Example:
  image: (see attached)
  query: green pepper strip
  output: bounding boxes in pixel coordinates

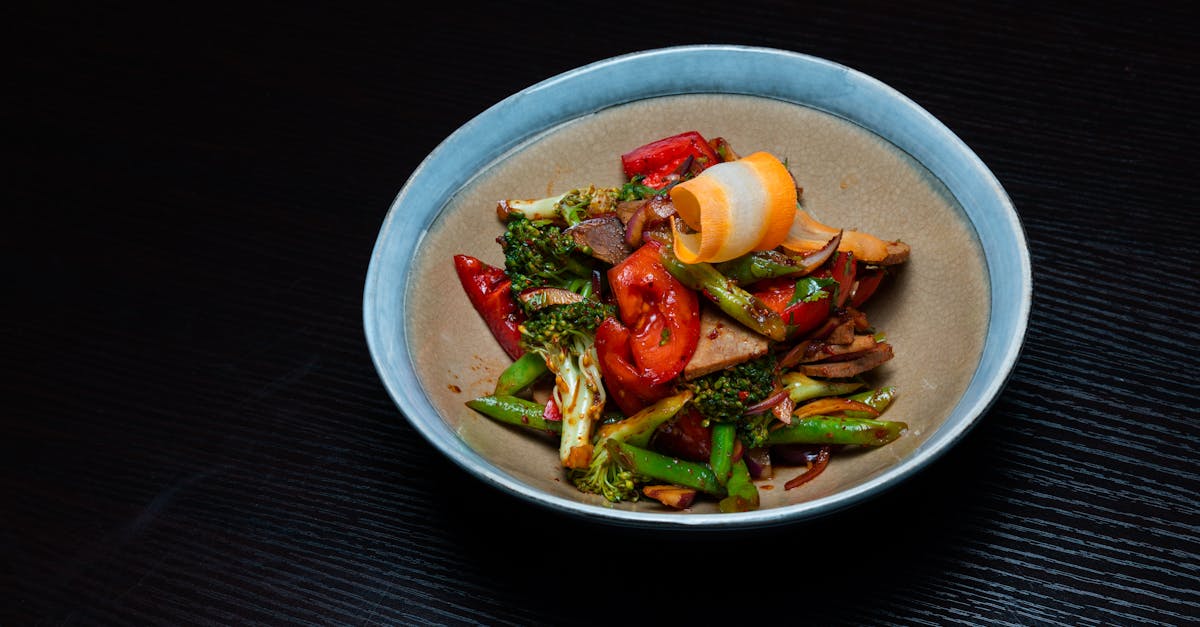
[493,352,549,396]
[765,415,906,447]
[719,459,760,513]
[606,440,727,497]
[709,422,737,487]
[465,395,561,434]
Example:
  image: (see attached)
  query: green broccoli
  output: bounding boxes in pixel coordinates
[570,391,693,503]
[520,298,616,470]
[686,353,779,448]
[497,185,621,226]
[499,216,593,304]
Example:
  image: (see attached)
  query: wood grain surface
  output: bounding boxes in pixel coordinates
[6,2,1197,625]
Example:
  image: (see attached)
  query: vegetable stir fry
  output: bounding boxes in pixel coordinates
[455,131,912,512]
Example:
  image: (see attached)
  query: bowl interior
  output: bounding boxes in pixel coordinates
[403,93,988,516]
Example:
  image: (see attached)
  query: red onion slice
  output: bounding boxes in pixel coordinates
[624,202,651,248]
[743,387,790,415]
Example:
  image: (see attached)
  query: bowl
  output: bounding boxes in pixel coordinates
[363,45,1031,530]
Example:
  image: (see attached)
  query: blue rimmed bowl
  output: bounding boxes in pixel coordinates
[363,45,1030,530]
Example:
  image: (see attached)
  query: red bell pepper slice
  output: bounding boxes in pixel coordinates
[850,266,885,309]
[815,251,857,309]
[620,131,722,189]
[452,254,525,360]
[606,240,700,386]
[594,316,675,417]
[753,277,834,338]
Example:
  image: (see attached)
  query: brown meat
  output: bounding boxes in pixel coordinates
[799,343,894,378]
[565,215,633,265]
[879,241,911,266]
[795,334,879,363]
[683,306,770,380]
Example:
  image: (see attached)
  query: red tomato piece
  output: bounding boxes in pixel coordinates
[452,254,525,360]
[606,240,700,385]
[621,131,722,189]
[594,316,675,416]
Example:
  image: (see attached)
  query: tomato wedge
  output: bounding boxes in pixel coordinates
[452,254,525,360]
[606,240,700,385]
[594,316,675,416]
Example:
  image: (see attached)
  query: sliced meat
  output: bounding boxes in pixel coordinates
[683,305,770,380]
[826,319,856,345]
[565,215,633,265]
[795,334,879,363]
[798,343,894,378]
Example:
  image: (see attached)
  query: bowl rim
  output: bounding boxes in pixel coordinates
[363,44,1032,530]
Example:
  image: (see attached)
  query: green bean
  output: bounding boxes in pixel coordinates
[465,394,561,434]
[709,422,737,486]
[719,459,759,513]
[606,441,727,497]
[494,352,549,396]
[658,245,787,342]
[765,415,906,447]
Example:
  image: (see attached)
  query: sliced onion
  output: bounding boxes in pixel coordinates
[743,387,790,415]
[743,446,773,479]
[771,392,795,425]
[792,230,843,275]
[784,445,831,490]
[624,202,651,248]
[778,340,813,370]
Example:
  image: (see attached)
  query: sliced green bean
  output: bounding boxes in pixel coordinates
[606,440,726,497]
[465,394,560,434]
[719,459,759,513]
[494,352,549,396]
[709,422,737,487]
[765,415,906,447]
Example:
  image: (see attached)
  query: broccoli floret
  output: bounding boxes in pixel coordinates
[687,353,778,445]
[520,299,616,469]
[571,443,643,502]
[498,186,621,225]
[499,216,592,304]
[570,391,693,503]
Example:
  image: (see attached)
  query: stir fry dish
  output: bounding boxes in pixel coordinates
[454,131,911,512]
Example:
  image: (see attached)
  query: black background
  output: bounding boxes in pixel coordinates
[7,2,1198,625]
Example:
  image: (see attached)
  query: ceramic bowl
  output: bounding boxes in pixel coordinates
[363,45,1030,530]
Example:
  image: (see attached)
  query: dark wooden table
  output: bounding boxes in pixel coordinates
[8,2,1197,625]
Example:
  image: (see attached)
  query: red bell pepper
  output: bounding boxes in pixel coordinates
[753,251,859,337]
[850,266,885,309]
[606,240,700,386]
[621,131,722,189]
[816,251,857,309]
[452,254,525,360]
[753,277,833,338]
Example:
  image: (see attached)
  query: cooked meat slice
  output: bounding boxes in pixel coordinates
[798,343,894,378]
[795,334,879,363]
[565,215,633,264]
[879,241,911,266]
[683,305,770,380]
[826,319,856,345]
